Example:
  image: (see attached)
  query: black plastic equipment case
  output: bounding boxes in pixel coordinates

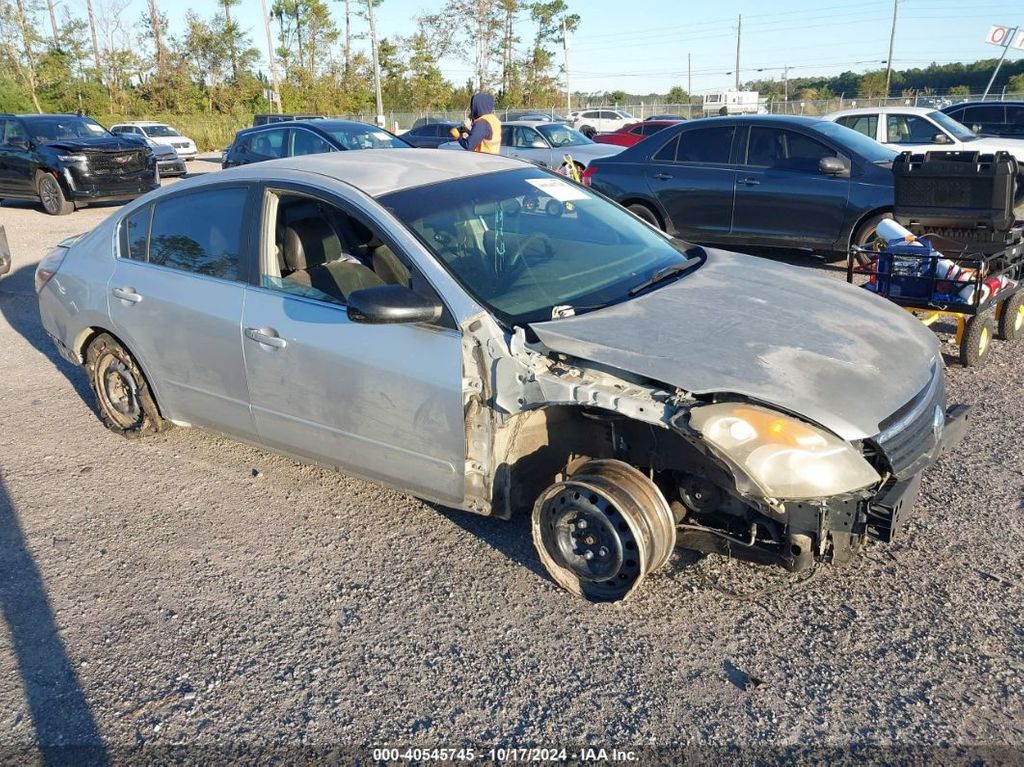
[893,150,1018,234]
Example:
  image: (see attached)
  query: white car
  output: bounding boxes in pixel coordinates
[822,106,1024,163]
[569,108,635,138]
[110,121,197,160]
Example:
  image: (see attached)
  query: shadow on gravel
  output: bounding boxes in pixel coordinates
[0,264,94,410]
[433,504,550,583]
[0,475,108,764]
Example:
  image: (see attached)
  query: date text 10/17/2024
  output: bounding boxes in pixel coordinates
[371,747,639,762]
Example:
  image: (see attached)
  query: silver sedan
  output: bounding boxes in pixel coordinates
[36,150,966,601]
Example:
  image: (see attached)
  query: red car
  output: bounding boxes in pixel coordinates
[593,120,683,148]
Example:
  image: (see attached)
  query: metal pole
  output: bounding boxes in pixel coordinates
[884,0,898,99]
[735,15,741,90]
[259,0,281,112]
[562,17,571,113]
[366,0,384,126]
[983,28,1017,101]
[687,52,692,106]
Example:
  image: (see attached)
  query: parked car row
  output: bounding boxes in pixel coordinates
[36,148,967,603]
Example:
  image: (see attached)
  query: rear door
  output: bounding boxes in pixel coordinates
[0,118,36,196]
[644,124,739,242]
[107,184,257,438]
[731,126,850,248]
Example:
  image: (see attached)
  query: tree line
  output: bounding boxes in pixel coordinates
[0,0,581,116]
[2,0,1023,120]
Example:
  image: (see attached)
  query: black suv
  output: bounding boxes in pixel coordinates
[0,113,158,215]
[941,101,1024,139]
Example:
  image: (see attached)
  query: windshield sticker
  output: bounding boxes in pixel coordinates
[525,177,588,202]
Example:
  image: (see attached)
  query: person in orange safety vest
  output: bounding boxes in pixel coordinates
[451,92,501,154]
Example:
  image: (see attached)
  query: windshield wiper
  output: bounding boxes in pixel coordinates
[628,256,702,296]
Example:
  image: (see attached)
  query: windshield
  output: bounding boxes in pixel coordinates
[536,123,593,147]
[22,116,109,143]
[929,110,977,141]
[812,120,897,162]
[324,125,409,149]
[380,168,696,326]
[143,124,180,137]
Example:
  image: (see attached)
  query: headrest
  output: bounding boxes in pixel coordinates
[283,217,337,271]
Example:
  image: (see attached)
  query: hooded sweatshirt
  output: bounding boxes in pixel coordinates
[458,92,501,153]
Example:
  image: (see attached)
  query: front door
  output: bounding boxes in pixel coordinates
[0,118,36,196]
[241,186,466,505]
[731,126,850,248]
[107,184,256,438]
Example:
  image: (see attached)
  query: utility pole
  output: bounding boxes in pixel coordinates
[366,0,384,127]
[783,64,789,103]
[687,52,692,103]
[884,0,898,99]
[562,17,571,113]
[735,14,741,90]
[258,0,281,112]
[983,26,1018,100]
[343,0,351,80]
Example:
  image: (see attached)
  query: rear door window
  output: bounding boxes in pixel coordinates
[676,126,736,163]
[248,128,288,159]
[836,114,877,139]
[143,187,249,281]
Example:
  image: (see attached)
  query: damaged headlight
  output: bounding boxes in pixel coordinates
[688,403,880,500]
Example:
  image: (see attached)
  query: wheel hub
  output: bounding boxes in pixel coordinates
[550,492,628,582]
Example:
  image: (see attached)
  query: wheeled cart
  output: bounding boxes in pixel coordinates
[848,149,1024,367]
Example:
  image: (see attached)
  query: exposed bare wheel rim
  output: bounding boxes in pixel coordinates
[95,353,143,429]
[532,459,676,601]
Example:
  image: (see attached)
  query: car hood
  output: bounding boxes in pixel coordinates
[528,248,939,441]
[41,136,149,153]
[558,143,624,161]
[967,136,1024,156]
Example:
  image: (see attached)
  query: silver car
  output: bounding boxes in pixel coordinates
[36,150,967,601]
[442,121,623,175]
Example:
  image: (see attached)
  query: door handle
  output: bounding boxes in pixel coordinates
[739,177,761,186]
[111,286,143,304]
[244,327,287,349]
[653,173,673,180]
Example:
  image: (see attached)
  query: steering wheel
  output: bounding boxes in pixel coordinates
[505,233,552,270]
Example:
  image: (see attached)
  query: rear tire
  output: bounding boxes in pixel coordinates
[85,333,168,437]
[37,173,74,216]
[998,291,1024,341]
[960,312,995,368]
[628,203,663,230]
[851,212,893,266]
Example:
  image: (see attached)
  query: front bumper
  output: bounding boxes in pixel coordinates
[156,158,187,177]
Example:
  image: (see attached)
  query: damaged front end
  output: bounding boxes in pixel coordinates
[461,317,968,601]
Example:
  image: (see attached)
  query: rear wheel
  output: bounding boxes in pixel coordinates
[85,333,168,437]
[37,173,73,216]
[532,459,676,601]
[628,203,662,230]
[851,212,893,266]
[998,291,1024,341]
[960,311,995,368]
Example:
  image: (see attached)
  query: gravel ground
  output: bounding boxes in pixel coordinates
[1,160,1022,760]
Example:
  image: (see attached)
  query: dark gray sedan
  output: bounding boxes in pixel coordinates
[36,150,965,601]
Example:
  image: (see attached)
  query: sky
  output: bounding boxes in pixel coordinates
[61,0,1022,95]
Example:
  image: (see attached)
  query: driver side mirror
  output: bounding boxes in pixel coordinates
[818,156,847,176]
[347,284,442,325]
[932,133,950,144]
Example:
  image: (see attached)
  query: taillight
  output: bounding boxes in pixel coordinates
[581,164,597,187]
[34,246,68,294]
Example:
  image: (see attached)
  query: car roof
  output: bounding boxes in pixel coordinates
[214,148,524,197]
[827,106,937,117]
[504,120,571,127]
[114,121,168,126]
[943,101,1024,109]
[240,118,373,134]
